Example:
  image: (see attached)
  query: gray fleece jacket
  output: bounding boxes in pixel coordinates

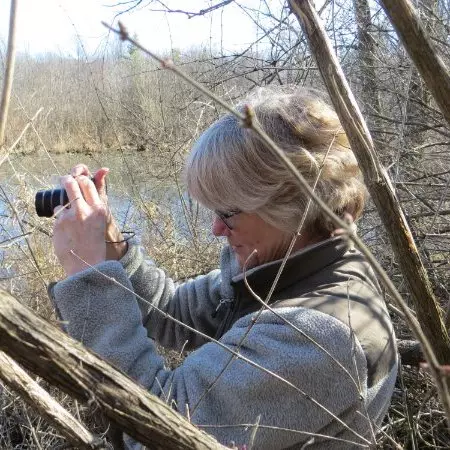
[51,236,398,449]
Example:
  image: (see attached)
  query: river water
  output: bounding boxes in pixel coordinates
[0,150,214,283]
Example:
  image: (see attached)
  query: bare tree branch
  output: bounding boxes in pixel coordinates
[113,0,234,18]
[0,289,224,450]
[379,0,450,126]
[0,352,104,449]
[0,0,19,148]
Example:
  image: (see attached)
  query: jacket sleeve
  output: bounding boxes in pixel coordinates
[53,261,370,450]
[107,243,237,350]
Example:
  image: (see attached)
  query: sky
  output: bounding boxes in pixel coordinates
[0,0,273,57]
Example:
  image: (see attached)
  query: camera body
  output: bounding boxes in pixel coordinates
[35,177,96,217]
[35,187,69,217]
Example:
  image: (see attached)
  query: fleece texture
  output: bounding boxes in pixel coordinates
[52,237,398,449]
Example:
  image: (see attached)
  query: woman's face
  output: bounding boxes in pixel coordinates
[212,211,307,269]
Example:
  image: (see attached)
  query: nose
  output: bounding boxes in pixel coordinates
[212,215,230,237]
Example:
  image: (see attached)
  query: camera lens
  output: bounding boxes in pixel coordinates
[35,188,69,217]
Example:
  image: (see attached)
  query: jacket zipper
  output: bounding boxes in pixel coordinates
[211,298,233,318]
[214,294,240,339]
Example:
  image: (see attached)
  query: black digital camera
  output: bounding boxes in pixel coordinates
[35,177,96,217]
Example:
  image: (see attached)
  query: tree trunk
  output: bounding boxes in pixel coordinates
[0,289,224,450]
[379,0,450,127]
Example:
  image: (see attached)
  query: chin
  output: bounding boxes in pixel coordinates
[236,253,259,270]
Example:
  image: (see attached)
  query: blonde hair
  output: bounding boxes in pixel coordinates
[185,86,366,237]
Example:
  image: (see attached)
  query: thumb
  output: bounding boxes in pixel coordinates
[94,167,109,200]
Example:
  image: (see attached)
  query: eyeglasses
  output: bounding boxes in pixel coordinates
[215,209,241,230]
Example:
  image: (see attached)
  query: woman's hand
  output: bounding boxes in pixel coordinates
[53,175,107,277]
[70,164,128,260]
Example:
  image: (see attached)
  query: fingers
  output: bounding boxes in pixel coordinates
[71,164,91,178]
[60,175,84,207]
[61,171,103,208]
[69,164,109,201]
[93,167,109,199]
[78,175,102,206]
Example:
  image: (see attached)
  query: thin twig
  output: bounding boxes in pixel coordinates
[25,409,44,450]
[14,95,61,175]
[198,423,368,447]
[0,0,18,148]
[0,351,103,449]
[102,22,246,122]
[0,231,33,248]
[148,0,234,19]
[242,267,362,392]
[0,185,47,287]
[247,414,260,450]
[0,107,44,168]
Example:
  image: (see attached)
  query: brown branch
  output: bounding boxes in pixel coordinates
[0,0,18,148]
[289,0,450,359]
[0,352,104,449]
[148,0,233,18]
[0,289,224,450]
[379,0,450,127]
[408,209,450,220]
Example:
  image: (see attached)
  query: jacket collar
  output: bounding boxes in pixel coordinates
[230,236,349,301]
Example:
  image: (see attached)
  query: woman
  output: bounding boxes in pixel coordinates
[51,87,397,449]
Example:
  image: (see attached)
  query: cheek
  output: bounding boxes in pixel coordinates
[241,230,262,246]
